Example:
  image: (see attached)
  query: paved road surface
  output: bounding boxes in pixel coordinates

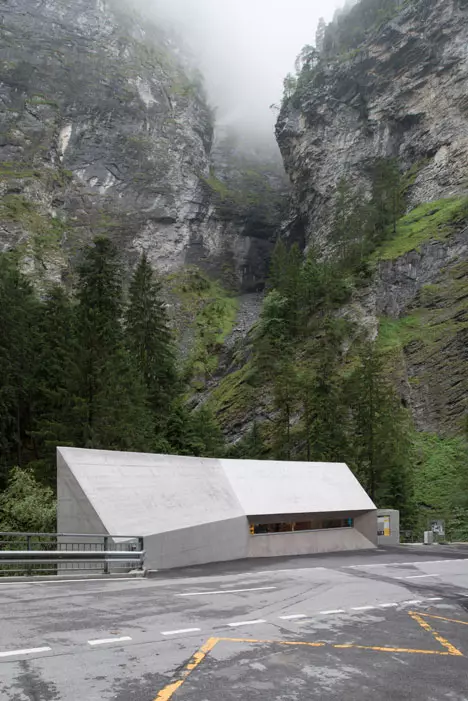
[1,545,468,700]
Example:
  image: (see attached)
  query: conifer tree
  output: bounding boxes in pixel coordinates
[125,253,178,421]
[73,237,152,451]
[31,285,77,486]
[345,342,411,508]
[0,253,38,484]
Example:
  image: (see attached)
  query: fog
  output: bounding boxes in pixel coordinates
[133,0,342,146]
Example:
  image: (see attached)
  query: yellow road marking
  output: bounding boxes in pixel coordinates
[333,644,452,655]
[154,611,465,698]
[411,612,468,627]
[218,637,326,647]
[153,637,219,701]
[409,612,463,656]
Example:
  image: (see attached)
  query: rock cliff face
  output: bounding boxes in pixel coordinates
[277,0,468,245]
[0,0,285,290]
[276,0,468,436]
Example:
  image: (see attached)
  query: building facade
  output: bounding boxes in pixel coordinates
[57,447,378,570]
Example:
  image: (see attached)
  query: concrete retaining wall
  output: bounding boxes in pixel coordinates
[144,517,250,570]
[248,526,376,559]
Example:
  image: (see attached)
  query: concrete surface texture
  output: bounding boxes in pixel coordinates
[57,448,377,569]
[378,509,401,546]
[0,544,468,701]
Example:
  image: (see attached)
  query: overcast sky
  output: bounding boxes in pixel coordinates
[135,0,342,142]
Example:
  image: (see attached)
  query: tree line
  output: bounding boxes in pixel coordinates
[0,238,223,530]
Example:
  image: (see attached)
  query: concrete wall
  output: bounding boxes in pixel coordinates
[377,509,400,545]
[355,511,378,546]
[248,526,376,559]
[144,516,250,570]
[57,451,107,535]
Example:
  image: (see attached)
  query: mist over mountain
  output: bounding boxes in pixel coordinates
[133,0,341,146]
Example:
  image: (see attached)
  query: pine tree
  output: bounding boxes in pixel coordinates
[271,360,299,460]
[73,237,153,451]
[268,238,288,292]
[30,285,78,486]
[0,253,38,485]
[315,17,327,53]
[165,401,224,458]
[370,158,403,238]
[125,253,178,421]
[345,342,412,510]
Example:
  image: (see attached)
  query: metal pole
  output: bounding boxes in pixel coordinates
[103,536,109,575]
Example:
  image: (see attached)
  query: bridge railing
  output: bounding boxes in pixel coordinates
[0,532,144,577]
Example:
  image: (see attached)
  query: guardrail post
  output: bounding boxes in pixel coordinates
[26,535,32,576]
[103,536,109,575]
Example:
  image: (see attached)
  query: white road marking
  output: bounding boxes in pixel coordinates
[319,609,345,614]
[379,603,398,608]
[345,559,468,569]
[405,574,440,579]
[0,647,51,658]
[161,628,201,636]
[403,600,422,605]
[178,586,277,597]
[228,619,267,627]
[351,606,376,611]
[426,597,443,601]
[88,636,132,646]
[32,577,141,585]
[279,614,307,620]
[256,567,326,574]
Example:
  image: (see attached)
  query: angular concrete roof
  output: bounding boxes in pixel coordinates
[221,458,376,515]
[57,448,376,537]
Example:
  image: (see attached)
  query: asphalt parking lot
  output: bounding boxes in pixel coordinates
[0,545,467,701]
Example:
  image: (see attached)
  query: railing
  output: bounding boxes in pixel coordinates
[0,532,145,577]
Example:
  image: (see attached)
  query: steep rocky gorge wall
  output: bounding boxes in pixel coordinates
[277,0,468,246]
[0,0,285,291]
[275,0,468,437]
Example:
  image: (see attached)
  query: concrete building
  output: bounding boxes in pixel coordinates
[57,447,378,570]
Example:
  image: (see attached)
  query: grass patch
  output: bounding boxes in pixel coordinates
[167,268,239,389]
[0,162,42,179]
[209,362,256,426]
[412,432,468,541]
[376,196,468,261]
[0,195,67,264]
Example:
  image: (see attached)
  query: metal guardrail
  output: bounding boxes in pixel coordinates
[0,532,145,577]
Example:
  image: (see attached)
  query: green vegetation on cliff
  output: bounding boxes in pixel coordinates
[166,268,238,390]
[211,159,468,538]
[376,196,468,260]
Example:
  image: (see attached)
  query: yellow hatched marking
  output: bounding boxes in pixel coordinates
[333,644,451,655]
[411,612,468,627]
[409,612,463,656]
[154,611,465,698]
[154,637,219,701]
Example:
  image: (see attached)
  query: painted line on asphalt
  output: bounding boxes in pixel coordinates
[379,603,398,608]
[161,628,201,636]
[31,577,142,585]
[405,574,440,579]
[427,597,443,601]
[279,614,307,620]
[154,637,219,701]
[351,605,376,611]
[319,609,345,615]
[228,619,267,628]
[178,586,276,597]
[88,636,132,646]
[256,567,326,575]
[0,646,51,658]
[345,558,468,569]
[403,600,423,605]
